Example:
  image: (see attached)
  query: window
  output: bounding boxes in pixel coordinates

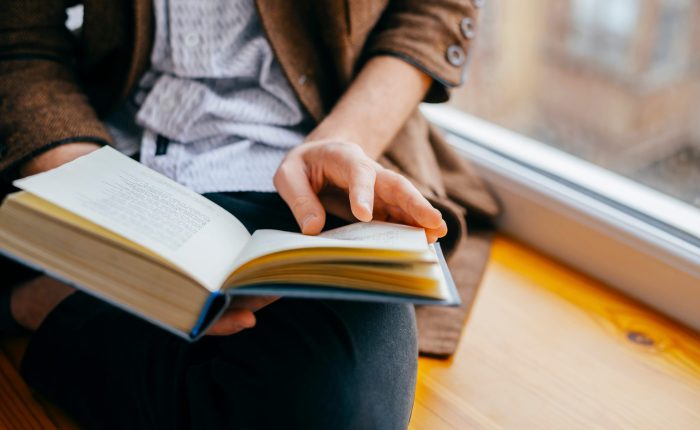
[450,0,700,208]
[568,0,639,74]
[432,0,700,330]
[648,0,692,84]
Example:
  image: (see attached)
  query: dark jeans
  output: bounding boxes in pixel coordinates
[18,192,418,430]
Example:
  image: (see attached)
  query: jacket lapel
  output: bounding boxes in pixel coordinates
[255,0,329,123]
[119,0,154,104]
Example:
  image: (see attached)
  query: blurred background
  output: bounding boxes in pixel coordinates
[451,0,700,207]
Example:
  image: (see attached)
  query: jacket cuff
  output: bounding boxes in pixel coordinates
[0,60,114,182]
[0,136,110,184]
[364,1,479,103]
[369,49,455,103]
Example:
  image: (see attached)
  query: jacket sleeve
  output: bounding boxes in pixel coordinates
[364,0,481,103]
[0,1,112,181]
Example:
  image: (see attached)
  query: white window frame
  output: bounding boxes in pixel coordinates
[422,104,700,331]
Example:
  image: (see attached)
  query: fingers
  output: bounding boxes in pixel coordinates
[382,203,448,243]
[347,161,376,222]
[318,186,356,221]
[425,220,448,243]
[375,170,443,229]
[275,141,447,243]
[206,296,279,336]
[274,158,326,235]
[206,308,256,336]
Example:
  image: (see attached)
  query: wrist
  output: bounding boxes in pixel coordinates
[299,139,368,163]
[19,142,102,178]
[306,123,359,146]
[305,128,379,160]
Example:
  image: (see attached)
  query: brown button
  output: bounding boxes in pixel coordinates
[460,17,476,39]
[446,44,466,67]
[472,0,485,8]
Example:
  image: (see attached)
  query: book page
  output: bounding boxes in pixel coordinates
[13,147,251,291]
[319,221,428,245]
[231,221,431,270]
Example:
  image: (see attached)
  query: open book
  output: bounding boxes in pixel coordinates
[0,147,458,340]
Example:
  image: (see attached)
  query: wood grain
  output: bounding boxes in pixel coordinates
[410,236,700,430]
[0,338,81,430]
[2,235,699,429]
[0,346,57,430]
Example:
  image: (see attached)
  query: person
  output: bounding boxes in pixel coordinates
[0,1,495,429]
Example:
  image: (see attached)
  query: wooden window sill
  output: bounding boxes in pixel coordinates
[410,235,700,429]
[1,235,699,429]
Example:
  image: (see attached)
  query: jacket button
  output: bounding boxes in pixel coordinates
[446,45,466,67]
[460,17,476,39]
[472,0,485,8]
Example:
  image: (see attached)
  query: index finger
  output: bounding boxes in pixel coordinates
[375,170,443,229]
[346,161,377,222]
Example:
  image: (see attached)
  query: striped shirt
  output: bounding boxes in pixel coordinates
[105,0,312,192]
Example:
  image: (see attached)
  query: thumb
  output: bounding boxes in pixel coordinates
[274,160,327,234]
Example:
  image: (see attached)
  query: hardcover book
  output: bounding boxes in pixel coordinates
[0,147,459,340]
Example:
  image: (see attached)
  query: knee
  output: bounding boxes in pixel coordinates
[200,301,418,430]
[311,302,418,430]
[353,302,418,388]
[360,303,418,428]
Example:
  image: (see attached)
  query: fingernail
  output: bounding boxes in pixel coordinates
[360,198,373,216]
[302,214,317,231]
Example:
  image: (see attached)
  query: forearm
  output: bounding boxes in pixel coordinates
[306,56,432,159]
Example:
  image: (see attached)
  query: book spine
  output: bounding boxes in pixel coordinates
[189,292,231,340]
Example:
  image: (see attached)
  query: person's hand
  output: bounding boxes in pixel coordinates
[206,296,279,336]
[19,142,101,177]
[15,142,275,337]
[274,140,448,243]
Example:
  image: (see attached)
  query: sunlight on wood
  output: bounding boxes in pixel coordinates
[0,349,58,430]
[410,236,700,429]
[2,235,699,429]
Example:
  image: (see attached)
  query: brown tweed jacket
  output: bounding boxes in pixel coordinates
[0,0,499,356]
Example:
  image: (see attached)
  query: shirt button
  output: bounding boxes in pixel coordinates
[184,33,200,47]
[446,44,466,67]
[472,0,485,8]
[460,17,476,39]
